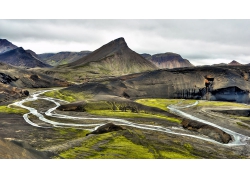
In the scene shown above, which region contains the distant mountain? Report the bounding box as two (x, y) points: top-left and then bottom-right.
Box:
(65, 37), (157, 75)
(38, 51), (92, 66)
(0, 47), (51, 68)
(0, 39), (18, 54)
(26, 49), (40, 59)
(228, 60), (242, 66)
(212, 63), (228, 66)
(213, 60), (243, 66)
(141, 52), (194, 69)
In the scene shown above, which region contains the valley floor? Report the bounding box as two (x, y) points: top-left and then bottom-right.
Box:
(1, 88), (250, 159)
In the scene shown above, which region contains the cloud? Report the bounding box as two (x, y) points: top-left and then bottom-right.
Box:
(0, 19), (250, 65)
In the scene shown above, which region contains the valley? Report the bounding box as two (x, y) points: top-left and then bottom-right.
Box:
(0, 37), (250, 159)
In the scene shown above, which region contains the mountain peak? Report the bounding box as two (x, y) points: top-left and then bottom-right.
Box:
(228, 60), (242, 66)
(110, 37), (128, 48)
(0, 39), (18, 54)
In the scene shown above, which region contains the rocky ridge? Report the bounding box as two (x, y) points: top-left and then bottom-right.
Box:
(141, 52), (194, 69)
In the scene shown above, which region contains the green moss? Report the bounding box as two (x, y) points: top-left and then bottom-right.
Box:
(57, 129), (199, 159)
(136, 99), (180, 111)
(43, 90), (75, 102)
(135, 99), (197, 111)
(197, 100), (248, 108)
(58, 132), (155, 159)
(43, 90), (92, 102)
(0, 105), (28, 114)
(55, 127), (89, 137)
(184, 143), (193, 151)
(236, 122), (250, 129)
(159, 151), (196, 159)
(87, 110), (181, 123)
(229, 115), (250, 121)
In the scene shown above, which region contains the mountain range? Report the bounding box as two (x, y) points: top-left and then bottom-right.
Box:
(0, 39), (17, 54)
(213, 60), (243, 66)
(0, 39), (50, 68)
(38, 51), (92, 66)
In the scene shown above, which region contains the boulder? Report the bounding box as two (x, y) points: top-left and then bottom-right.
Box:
(181, 119), (232, 143)
(86, 123), (125, 136)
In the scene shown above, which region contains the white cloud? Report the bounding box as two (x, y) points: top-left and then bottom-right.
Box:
(1, 19), (250, 65)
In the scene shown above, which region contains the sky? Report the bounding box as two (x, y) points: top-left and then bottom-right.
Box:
(1, 0), (250, 67)
(1, 19), (250, 66)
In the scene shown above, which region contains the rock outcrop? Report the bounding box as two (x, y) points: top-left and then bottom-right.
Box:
(181, 119), (232, 143)
(86, 123), (125, 136)
(61, 65), (250, 103)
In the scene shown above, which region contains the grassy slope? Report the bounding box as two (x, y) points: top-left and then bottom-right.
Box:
(0, 105), (28, 114)
(135, 99), (197, 112)
(43, 90), (92, 102)
(57, 131), (197, 159)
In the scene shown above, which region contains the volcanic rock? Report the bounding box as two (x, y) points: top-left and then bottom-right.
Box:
(86, 123), (125, 136)
(181, 119), (232, 143)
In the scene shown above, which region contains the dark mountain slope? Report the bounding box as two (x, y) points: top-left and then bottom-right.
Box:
(0, 47), (51, 68)
(65, 37), (157, 75)
(62, 66), (250, 103)
(0, 39), (18, 54)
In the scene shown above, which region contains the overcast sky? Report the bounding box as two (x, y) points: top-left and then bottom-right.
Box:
(1, 19), (250, 66)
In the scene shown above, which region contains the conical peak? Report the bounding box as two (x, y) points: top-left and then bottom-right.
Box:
(0, 39), (11, 45)
(110, 37), (128, 48)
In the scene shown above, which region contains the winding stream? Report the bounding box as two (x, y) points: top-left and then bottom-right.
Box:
(11, 89), (250, 146)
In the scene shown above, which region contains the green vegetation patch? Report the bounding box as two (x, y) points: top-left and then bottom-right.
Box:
(58, 132), (155, 159)
(43, 90), (75, 102)
(43, 90), (92, 102)
(55, 127), (89, 137)
(82, 101), (181, 123)
(197, 100), (249, 108)
(57, 130), (197, 159)
(88, 110), (181, 123)
(236, 122), (250, 129)
(159, 151), (195, 159)
(135, 99), (180, 111)
(0, 105), (28, 114)
(135, 99), (196, 111)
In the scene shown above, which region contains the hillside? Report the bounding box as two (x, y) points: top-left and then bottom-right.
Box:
(0, 39), (17, 54)
(38, 51), (91, 66)
(40, 38), (158, 82)
(0, 62), (70, 104)
(141, 52), (194, 69)
(0, 47), (51, 68)
(65, 37), (157, 75)
(62, 66), (250, 104)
